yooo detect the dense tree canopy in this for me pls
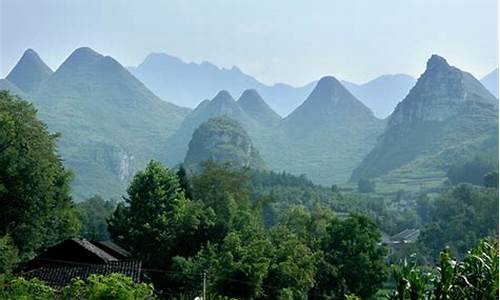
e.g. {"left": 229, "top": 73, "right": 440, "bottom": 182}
{"left": 0, "top": 91, "right": 79, "bottom": 259}
{"left": 77, "top": 195, "right": 116, "bottom": 240}
{"left": 107, "top": 160, "right": 212, "bottom": 290}
{"left": 318, "top": 214, "right": 388, "bottom": 299}
{"left": 418, "top": 184, "right": 498, "bottom": 259}
{"left": 105, "top": 162, "right": 390, "bottom": 299}
{"left": 446, "top": 156, "right": 498, "bottom": 186}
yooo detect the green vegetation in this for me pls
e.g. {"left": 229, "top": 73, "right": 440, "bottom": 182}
{"left": 446, "top": 156, "right": 498, "bottom": 186}
{"left": 358, "top": 178, "right": 375, "bottom": 193}
{"left": 9, "top": 48, "right": 190, "bottom": 200}
{"left": 108, "top": 161, "right": 211, "bottom": 290}
{"left": 352, "top": 55, "right": 498, "bottom": 195}
{"left": 167, "top": 78, "right": 384, "bottom": 188}
{"left": 184, "top": 117, "right": 266, "bottom": 171}
{"left": 0, "top": 235, "right": 18, "bottom": 275}
{"left": 0, "top": 91, "right": 79, "bottom": 260}
{"left": 109, "top": 161, "right": 388, "bottom": 299}
{"left": 388, "top": 239, "right": 498, "bottom": 300}
{"left": 276, "top": 76, "right": 384, "bottom": 185}
{"left": 417, "top": 184, "right": 498, "bottom": 259}
{"left": 484, "top": 171, "right": 499, "bottom": 188}
{"left": 77, "top": 195, "right": 117, "bottom": 240}
{"left": 62, "top": 274, "right": 155, "bottom": 299}
{"left": 247, "top": 169, "right": 341, "bottom": 222}
{"left": 0, "top": 52, "right": 498, "bottom": 299}
{"left": 5, "top": 49, "right": 53, "bottom": 94}
{"left": 0, "top": 274, "right": 155, "bottom": 300}
{"left": 317, "top": 214, "right": 387, "bottom": 298}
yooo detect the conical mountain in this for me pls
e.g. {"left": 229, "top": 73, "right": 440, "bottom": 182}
{"left": 283, "top": 76, "right": 379, "bottom": 134}
{"left": 184, "top": 117, "right": 266, "bottom": 171}
{"left": 165, "top": 90, "right": 254, "bottom": 165}
{"left": 6, "top": 49, "right": 53, "bottom": 93}
{"left": 352, "top": 55, "right": 498, "bottom": 184}
{"left": 274, "top": 76, "right": 384, "bottom": 184}
{"left": 30, "top": 47, "right": 190, "bottom": 199}
{"left": 237, "top": 89, "right": 281, "bottom": 125}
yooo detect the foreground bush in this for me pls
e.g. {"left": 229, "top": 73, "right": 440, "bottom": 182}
{"left": 0, "top": 273, "right": 155, "bottom": 300}
{"left": 389, "top": 238, "right": 499, "bottom": 300}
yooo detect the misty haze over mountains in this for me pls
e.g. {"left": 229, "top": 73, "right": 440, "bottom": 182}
{"left": 128, "top": 53, "right": 418, "bottom": 118}
{"left": 0, "top": 46, "right": 498, "bottom": 199}
{"left": 129, "top": 52, "right": 498, "bottom": 119}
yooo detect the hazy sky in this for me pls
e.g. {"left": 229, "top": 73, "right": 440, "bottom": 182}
{"left": 1, "top": 0, "right": 498, "bottom": 86}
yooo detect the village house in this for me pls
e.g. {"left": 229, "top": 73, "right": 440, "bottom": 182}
{"left": 21, "top": 238, "right": 142, "bottom": 289}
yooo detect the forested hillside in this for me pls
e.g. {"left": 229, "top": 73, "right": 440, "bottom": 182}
{"left": 3, "top": 48, "right": 190, "bottom": 199}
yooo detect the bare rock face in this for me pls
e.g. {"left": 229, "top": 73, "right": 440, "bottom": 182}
{"left": 118, "top": 153, "right": 135, "bottom": 182}
{"left": 389, "top": 55, "right": 497, "bottom": 126}
{"left": 184, "top": 117, "right": 266, "bottom": 170}
{"left": 352, "top": 54, "right": 498, "bottom": 181}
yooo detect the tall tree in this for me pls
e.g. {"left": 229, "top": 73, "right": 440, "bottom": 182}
{"left": 107, "top": 160, "right": 213, "bottom": 290}
{"left": 319, "top": 214, "right": 387, "bottom": 299}
{"left": 173, "top": 209, "right": 271, "bottom": 300}
{"left": 263, "top": 226, "right": 317, "bottom": 299}
{"left": 190, "top": 161, "right": 252, "bottom": 242}
{"left": 0, "top": 91, "right": 79, "bottom": 259}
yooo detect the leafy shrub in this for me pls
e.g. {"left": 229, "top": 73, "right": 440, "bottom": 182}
{"left": 1, "top": 273, "right": 155, "bottom": 300}
{"left": 389, "top": 238, "right": 499, "bottom": 300}
{"left": 0, "top": 278, "right": 55, "bottom": 300}
{"left": 358, "top": 179, "right": 375, "bottom": 193}
{"left": 63, "top": 273, "right": 155, "bottom": 299}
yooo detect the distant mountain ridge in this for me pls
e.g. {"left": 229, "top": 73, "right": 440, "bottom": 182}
{"left": 128, "top": 52, "right": 315, "bottom": 116}
{"left": 352, "top": 55, "right": 498, "bottom": 184}
{"left": 128, "top": 52, "right": 415, "bottom": 118}
{"left": 341, "top": 74, "right": 416, "bottom": 118}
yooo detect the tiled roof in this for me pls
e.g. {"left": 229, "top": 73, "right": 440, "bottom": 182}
{"left": 71, "top": 239, "right": 119, "bottom": 263}
{"left": 388, "top": 229, "right": 421, "bottom": 244}
{"left": 90, "top": 241, "right": 132, "bottom": 259}
{"left": 21, "top": 238, "right": 142, "bottom": 289}
{"left": 381, "top": 229, "right": 421, "bottom": 246}
{"left": 22, "top": 260, "right": 142, "bottom": 289}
